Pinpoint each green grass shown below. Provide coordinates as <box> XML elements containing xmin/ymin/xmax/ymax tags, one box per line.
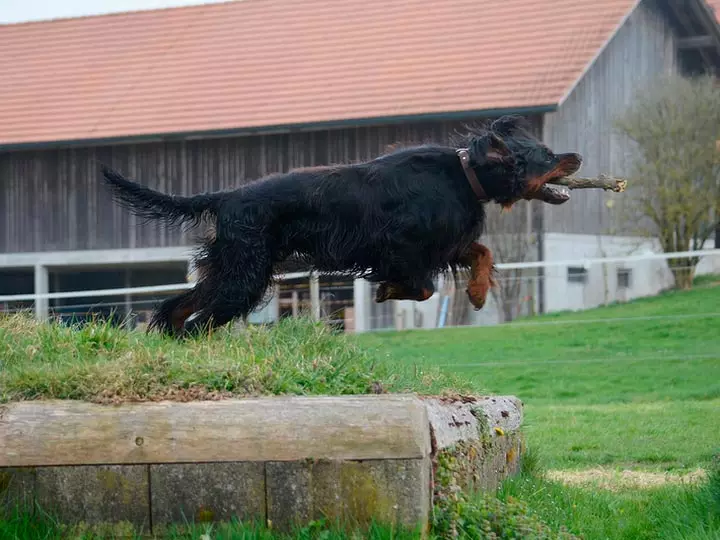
<box><xmin>0</xmin><ymin>514</ymin><xmax>424</xmax><ymax>540</ymax></box>
<box><xmin>529</xmin><ymin>400</ymin><xmax>719</xmax><ymax>470</ymax></box>
<box><xmin>496</xmin><ymin>456</ymin><xmax>720</xmax><ymax>540</ymax></box>
<box><xmin>2</xmin><ymin>277</ymin><xmax>720</xmax><ymax>538</ymax></box>
<box><xmin>5</xmin><ymin>461</ymin><xmax>717</xmax><ymax>540</ymax></box>
<box><xmin>0</xmin><ymin>314</ymin><xmax>476</xmax><ymax>403</ymax></box>
<box><xmin>355</xmin><ymin>282</ymin><xmax>720</xmax><ymax>471</ymax></box>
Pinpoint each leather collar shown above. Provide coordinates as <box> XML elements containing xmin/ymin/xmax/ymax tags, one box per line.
<box><xmin>456</xmin><ymin>149</ymin><xmax>490</xmax><ymax>202</ymax></box>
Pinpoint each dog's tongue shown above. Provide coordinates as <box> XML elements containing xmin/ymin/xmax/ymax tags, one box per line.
<box><xmin>536</xmin><ymin>183</ymin><xmax>570</xmax><ymax>205</ymax></box>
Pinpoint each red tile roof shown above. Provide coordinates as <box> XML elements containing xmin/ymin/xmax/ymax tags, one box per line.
<box><xmin>0</xmin><ymin>0</ymin><xmax>640</xmax><ymax>146</ymax></box>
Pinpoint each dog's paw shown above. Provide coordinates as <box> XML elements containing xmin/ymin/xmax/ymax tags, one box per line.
<box><xmin>466</xmin><ymin>288</ymin><xmax>485</xmax><ymax>311</ymax></box>
<box><xmin>375</xmin><ymin>283</ymin><xmax>394</xmax><ymax>303</ymax></box>
<box><xmin>376</xmin><ymin>282</ymin><xmax>433</xmax><ymax>303</ymax></box>
<box><xmin>466</xmin><ymin>280</ymin><xmax>490</xmax><ymax>311</ymax></box>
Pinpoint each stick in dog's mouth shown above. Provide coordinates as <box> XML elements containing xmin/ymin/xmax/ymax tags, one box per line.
<box><xmin>536</xmin><ymin>175</ymin><xmax>627</xmax><ymax>205</ymax></box>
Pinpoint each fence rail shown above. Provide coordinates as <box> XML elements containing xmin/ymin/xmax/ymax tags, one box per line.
<box><xmin>1</xmin><ymin>248</ymin><xmax>719</xmax><ymax>332</ymax></box>
<box><xmin>0</xmin><ymin>271</ymin><xmax>311</xmax><ymax>302</ymax></box>
<box><xmin>2</xmin><ymin>249</ymin><xmax>717</xmax><ymax>304</ymax></box>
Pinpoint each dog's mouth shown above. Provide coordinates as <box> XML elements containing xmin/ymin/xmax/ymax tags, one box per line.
<box><xmin>524</xmin><ymin>153</ymin><xmax>582</xmax><ymax>205</ymax></box>
<box><xmin>534</xmin><ymin>183</ymin><xmax>571</xmax><ymax>204</ymax></box>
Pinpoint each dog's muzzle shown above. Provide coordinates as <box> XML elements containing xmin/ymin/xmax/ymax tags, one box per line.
<box><xmin>536</xmin><ymin>184</ymin><xmax>571</xmax><ymax>205</ymax></box>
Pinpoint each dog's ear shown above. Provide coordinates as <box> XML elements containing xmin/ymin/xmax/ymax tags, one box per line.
<box><xmin>469</xmin><ymin>132</ymin><xmax>514</xmax><ymax>167</ymax></box>
<box><xmin>472</xmin><ymin>133</ymin><xmax>513</xmax><ymax>163</ymax></box>
<box><xmin>490</xmin><ymin>115</ymin><xmax>530</xmax><ymax>138</ymax></box>
<box><xmin>486</xmin><ymin>133</ymin><xmax>512</xmax><ymax>163</ymax></box>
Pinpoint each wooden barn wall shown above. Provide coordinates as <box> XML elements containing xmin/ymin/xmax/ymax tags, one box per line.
<box><xmin>0</xmin><ymin>116</ymin><xmax>542</xmax><ymax>253</ymax></box>
<box><xmin>542</xmin><ymin>0</ymin><xmax>679</xmax><ymax>236</ymax></box>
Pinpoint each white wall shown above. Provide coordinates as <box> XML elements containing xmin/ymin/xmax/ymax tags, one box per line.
<box><xmin>542</xmin><ymin>233</ymin><xmax>720</xmax><ymax>313</ymax></box>
<box><xmin>351</xmin><ymin>232</ymin><xmax>720</xmax><ymax>331</ymax></box>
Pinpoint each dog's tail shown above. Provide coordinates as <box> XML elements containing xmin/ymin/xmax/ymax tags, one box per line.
<box><xmin>101</xmin><ymin>165</ymin><xmax>223</xmax><ymax>227</ymax></box>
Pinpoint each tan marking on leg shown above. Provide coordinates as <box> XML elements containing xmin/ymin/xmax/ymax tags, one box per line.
<box><xmin>465</xmin><ymin>243</ymin><xmax>496</xmax><ymax>310</ymax></box>
<box><xmin>171</xmin><ymin>304</ymin><xmax>196</xmax><ymax>331</ymax></box>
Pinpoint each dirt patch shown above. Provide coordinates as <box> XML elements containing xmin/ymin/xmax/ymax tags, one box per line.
<box><xmin>546</xmin><ymin>467</ymin><xmax>707</xmax><ymax>490</ymax></box>
<box><xmin>92</xmin><ymin>386</ymin><xmax>237</xmax><ymax>405</ymax></box>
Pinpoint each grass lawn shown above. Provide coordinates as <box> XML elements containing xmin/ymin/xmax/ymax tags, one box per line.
<box><xmin>0</xmin><ymin>315</ymin><xmax>477</xmax><ymax>403</ymax></box>
<box><xmin>1</xmin><ymin>278</ymin><xmax>719</xmax><ymax>539</ymax></box>
<box><xmin>355</xmin><ymin>280</ymin><xmax>720</xmax><ymax>472</ymax></box>
<box><xmin>0</xmin><ymin>515</ymin><xmax>423</xmax><ymax>540</ymax></box>
<box><xmin>497</xmin><ymin>459</ymin><xmax>720</xmax><ymax>540</ymax></box>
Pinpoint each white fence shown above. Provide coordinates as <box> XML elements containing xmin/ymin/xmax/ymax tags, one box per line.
<box><xmin>1</xmin><ymin>249</ymin><xmax>719</xmax><ymax>333</ymax></box>
<box><xmin>361</xmin><ymin>248</ymin><xmax>720</xmax><ymax>331</ymax></box>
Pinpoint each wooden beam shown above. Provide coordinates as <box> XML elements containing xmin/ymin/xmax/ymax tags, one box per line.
<box><xmin>678</xmin><ymin>35</ymin><xmax>716</xmax><ymax>49</ymax></box>
<box><xmin>0</xmin><ymin>395</ymin><xmax>431</xmax><ymax>467</ymax></box>
<box><xmin>666</xmin><ymin>0</ymin><xmax>716</xmax><ymax>68</ymax></box>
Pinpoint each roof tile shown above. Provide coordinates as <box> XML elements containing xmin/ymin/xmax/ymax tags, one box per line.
<box><xmin>0</xmin><ymin>0</ymin><xmax>638</xmax><ymax>145</ymax></box>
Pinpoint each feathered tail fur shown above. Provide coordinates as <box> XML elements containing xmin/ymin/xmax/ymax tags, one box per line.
<box><xmin>100</xmin><ymin>165</ymin><xmax>223</xmax><ymax>227</ymax></box>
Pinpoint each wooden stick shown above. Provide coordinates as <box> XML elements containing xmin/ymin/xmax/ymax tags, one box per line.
<box><xmin>548</xmin><ymin>174</ymin><xmax>627</xmax><ymax>192</ymax></box>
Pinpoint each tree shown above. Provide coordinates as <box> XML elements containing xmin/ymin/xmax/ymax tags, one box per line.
<box><xmin>614</xmin><ymin>73</ymin><xmax>720</xmax><ymax>289</ymax></box>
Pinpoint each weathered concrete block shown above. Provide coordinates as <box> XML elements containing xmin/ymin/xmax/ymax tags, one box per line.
<box><xmin>264</xmin><ymin>461</ymin><xmax>313</xmax><ymax>527</ymax></box>
<box><xmin>0</xmin><ymin>468</ymin><xmax>35</xmax><ymax>518</ymax></box>
<box><xmin>36</xmin><ymin>465</ymin><xmax>149</xmax><ymax>528</ymax></box>
<box><xmin>424</xmin><ymin>396</ymin><xmax>524</xmax><ymax>492</ymax></box>
<box><xmin>0</xmin><ymin>394</ymin><xmax>524</xmax><ymax>533</ymax></box>
<box><xmin>266</xmin><ymin>459</ymin><xmax>430</xmax><ymax>534</ymax></box>
<box><xmin>150</xmin><ymin>462</ymin><xmax>265</xmax><ymax>527</ymax></box>
<box><xmin>445</xmin><ymin>432</ymin><xmax>524</xmax><ymax>492</ymax></box>
<box><xmin>424</xmin><ymin>395</ymin><xmax>523</xmax><ymax>450</ymax></box>
<box><xmin>474</xmin><ymin>433</ymin><xmax>523</xmax><ymax>491</ymax></box>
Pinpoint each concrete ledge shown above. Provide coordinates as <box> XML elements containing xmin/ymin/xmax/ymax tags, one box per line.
<box><xmin>0</xmin><ymin>394</ymin><xmax>523</xmax><ymax>534</ymax></box>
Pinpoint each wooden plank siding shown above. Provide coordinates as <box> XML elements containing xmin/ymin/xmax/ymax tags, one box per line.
<box><xmin>542</xmin><ymin>0</ymin><xmax>680</xmax><ymax>235</ymax></box>
<box><xmin>0</xmin><ymin>117</ymin><xmax>542</xmax><ymax>253</ymax></box>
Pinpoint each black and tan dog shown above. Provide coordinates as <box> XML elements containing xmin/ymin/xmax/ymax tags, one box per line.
<box><xmin>101</xmin><ymin>115</ymin><xmax>581</xmax><ymax>336</ymax></box>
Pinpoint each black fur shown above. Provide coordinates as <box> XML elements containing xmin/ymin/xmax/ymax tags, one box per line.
<box><xmin>101</xmin><ymin>115</ymin><xmax>581</xmax><ymax>336</ymax></box>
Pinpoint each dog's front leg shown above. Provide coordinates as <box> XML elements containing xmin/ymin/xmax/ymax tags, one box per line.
<box><xmin>458</xmin><ymin>242</ymin><xmax>498</xmax><ymax>311</ymax></box>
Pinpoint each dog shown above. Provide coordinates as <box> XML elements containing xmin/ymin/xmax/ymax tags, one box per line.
<box><xmin>101</xmin><ymin>115</ymin><xmax>581</xmax><ymax>336</ymax></box>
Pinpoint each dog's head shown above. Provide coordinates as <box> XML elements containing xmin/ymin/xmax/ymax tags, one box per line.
<box><xmin>463</xmin><ymin>115</ymin><xmax>582</xmax><ymax>208</ymax></box>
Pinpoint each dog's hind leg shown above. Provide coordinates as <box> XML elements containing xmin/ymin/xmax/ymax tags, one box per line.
<box><xmin>147</xmin><ymin>289</ymin><xmax>199</xmax><ymax>337</ymax></box>
<box><xmin>182</xmin><ymin>280</ymin><xmax>273</xmax><ymax>336</ymax></box>
<box><xmin>375</xmin><ymin>276</ymin><xmax>435</xmax><ymax>303</ymax></box>
<box><xmin>181</xmin><ymin>241</ymin><xmax>275</xmax><ymax>336</ymax></box>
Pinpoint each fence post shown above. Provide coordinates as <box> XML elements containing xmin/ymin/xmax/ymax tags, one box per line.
<box><xmin>309</xmin><ymin>272</ymin><xmax>320</xmax><ymax>320</ymax></box>
<box><xmin>33</xmin><ymin>264</ymin><xmax>49</xmax><ymax>321</ymax></box>
<box><xmin>352</xmin><ymin>278</ymin><xmax>370</xmax><ymax>332</ymax></box>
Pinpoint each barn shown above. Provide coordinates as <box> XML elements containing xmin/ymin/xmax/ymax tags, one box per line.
<box><xmin>1</xmin><ymin>0</ymin><xmax>719</xmax><ymax>330</ymax></box>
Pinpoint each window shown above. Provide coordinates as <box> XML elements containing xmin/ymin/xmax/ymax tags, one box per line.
<box><xmin>617</xmin><ymin>268</ymin><xmax>632</xmax><ymax>289</ymax></box>
<box><xmin>567</xmin><ymin>266</ymin><xmax>588</xmax><ymax>284</ymax></box>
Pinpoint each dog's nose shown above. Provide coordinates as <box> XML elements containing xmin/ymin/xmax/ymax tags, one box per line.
<box><xmin>564</xmin><ymin>152</ymin><xmax>582</xmax><ymax>164</ymax></box>
<box><xmin>560</xmin><ymin>153</ymin><xmax>582</xmax><ymax>173</ymax></box>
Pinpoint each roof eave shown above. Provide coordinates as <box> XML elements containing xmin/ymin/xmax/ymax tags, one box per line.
<box><xmin>0</xmin><ymin>105</ymin><xmax>558</xmax><ymax>152</ymax></box>
<box><xmin>684</xmin><ymin>0</ymin><xmax>720</xmax><ymax>69</ymax></box>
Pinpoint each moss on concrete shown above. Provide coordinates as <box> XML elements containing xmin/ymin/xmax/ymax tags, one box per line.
<box><xmin>431</xmin><ymin>436</ymin><xmax>577</xmax><ymax>539</ymax></box>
